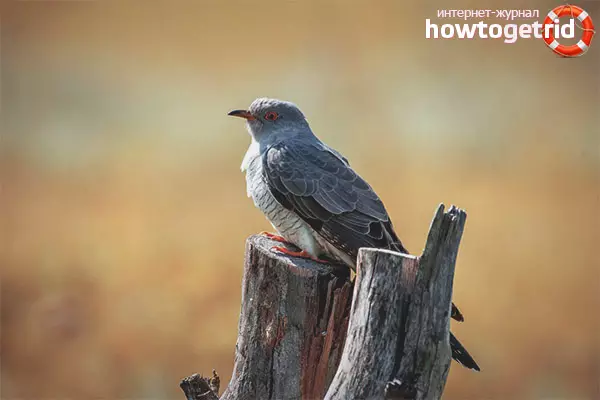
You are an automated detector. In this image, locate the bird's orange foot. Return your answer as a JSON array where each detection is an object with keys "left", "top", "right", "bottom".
[
  {"left": 260, "top": 231, "right": 289, "bottom": 243},
  {"left": 270, "top": 246, "right": 330, "bottom": 264}
]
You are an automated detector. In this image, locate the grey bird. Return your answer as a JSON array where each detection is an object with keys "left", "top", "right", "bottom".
[{"left": 229, "top": 97, "right": 480, "bottom": 371}]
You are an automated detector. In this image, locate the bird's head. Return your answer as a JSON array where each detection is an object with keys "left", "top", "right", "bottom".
[{"left": 228, "top": 98, "right": 310, "bottom": 142}]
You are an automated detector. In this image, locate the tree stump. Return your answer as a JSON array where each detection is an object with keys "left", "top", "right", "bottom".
[
  {"left": 219, "top": 234, "right": 353, "bottom": 400},
  {"left": 324, "top": 204, "right": 466, "bottom": 400},
  {"left": 181, "top": 204, "right": 470, "bottom": 400}
]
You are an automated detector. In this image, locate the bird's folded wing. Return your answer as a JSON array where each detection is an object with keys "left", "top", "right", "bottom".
[{"left": 262, "top": 139, "right": 407, "bottom": 258}]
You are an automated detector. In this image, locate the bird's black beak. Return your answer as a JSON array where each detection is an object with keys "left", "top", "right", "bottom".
[{"left": 228, "top": 109, "right": 256, "bottom": 121}]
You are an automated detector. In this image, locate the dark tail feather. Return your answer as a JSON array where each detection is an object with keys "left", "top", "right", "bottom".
[
  {"left": 451, "top": 303, "right": 464, "bottom": 322},
  {"left": 450, "top": 332, "right": 480, "bottom": 371}
]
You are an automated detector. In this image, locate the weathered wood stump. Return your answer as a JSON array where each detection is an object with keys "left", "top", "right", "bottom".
[
  {"left": 324, "top": 204, "right": 466, "bottom": 400},
  {"left": 219, "top": 234, "right": 353, "bottom": 400},
  {"left": 181, "top": 204, "right": 468, "bottom": 400}
]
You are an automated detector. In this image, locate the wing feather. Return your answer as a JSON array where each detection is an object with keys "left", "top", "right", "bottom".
[{"left": 263, "top": 139, "right": 407, "bottom": 260}]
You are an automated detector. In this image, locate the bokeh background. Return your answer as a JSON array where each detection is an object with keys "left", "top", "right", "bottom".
[{"left": 2, "top": 0, "right": 599, "bottom": 399}]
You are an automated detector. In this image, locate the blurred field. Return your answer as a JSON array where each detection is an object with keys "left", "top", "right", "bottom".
[{"left": 2, "top": 1, "right": 599, "bottom": 399}]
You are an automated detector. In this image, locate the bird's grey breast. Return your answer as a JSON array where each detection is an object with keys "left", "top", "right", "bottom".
[
  {"left": 242, "top": 142, "right": 312, "bottom": 243},
  {"left": 242, "top": 143, "right": 285, "bottom": 223}
]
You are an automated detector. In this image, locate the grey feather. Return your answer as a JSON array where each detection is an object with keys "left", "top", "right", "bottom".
[{"left": 262, "top": 138, "right": 407, "bottom": 258}]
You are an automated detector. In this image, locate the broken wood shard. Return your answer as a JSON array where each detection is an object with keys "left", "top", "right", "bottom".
[{"left": 180, "top": 373, "right": 219, "bottom": 400}]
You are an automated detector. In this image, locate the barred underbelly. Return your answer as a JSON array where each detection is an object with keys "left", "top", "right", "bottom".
[{"left": 253, "top": 183, "right": 315, "bottom": 250}]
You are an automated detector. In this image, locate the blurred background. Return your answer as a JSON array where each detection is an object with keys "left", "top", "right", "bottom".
[{"left": 2, "top": 0, "right": 599, "bottom": 399}]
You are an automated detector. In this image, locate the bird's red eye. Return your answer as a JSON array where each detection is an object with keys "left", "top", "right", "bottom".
[{"left": 264, "top": 111, "right": 279, "bottom": 121}]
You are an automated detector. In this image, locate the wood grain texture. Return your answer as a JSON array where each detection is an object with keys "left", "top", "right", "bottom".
[
  {"left": 324, "top": 204, "right": 467, "bottom": 400},
  {"left": 219, "top": 235, "right": 353, "bottom": 400}
]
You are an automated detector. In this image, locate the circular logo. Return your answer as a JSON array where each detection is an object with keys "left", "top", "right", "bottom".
[{"left": 543, "top": 5, "right": 595, "bottom": 57}]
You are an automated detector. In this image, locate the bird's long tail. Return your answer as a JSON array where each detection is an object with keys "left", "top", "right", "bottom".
[{"left": 450, "top": 332, "right": 480, "bottom": 371}]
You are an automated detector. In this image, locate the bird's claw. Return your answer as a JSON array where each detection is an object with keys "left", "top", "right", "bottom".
[
  {"left": 270, "top": 246, "right": 330, "bottom": 264},
  {"left": 260, "top": 231, "right": 289, "bottom": 243}
]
